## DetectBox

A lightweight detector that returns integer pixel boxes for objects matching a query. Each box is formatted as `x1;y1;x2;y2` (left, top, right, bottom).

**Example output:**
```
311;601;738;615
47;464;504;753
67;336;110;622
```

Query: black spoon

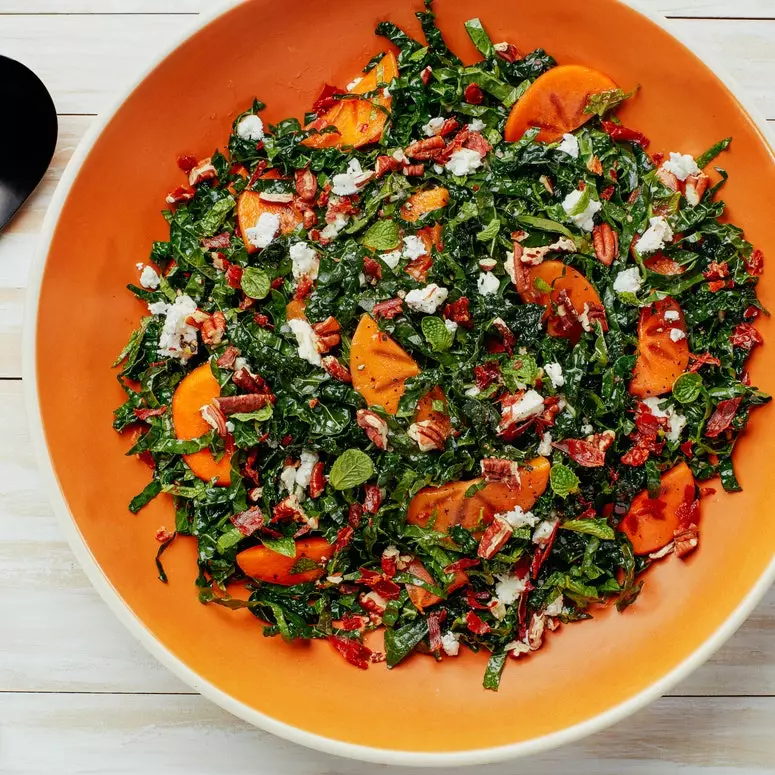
0;56;58;232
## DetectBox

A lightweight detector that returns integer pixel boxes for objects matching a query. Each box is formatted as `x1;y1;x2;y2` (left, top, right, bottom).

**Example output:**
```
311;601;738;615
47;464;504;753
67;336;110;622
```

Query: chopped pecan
201;232;230;250
375;154;402;178
402;163;425;177
592;223;619;266
302;209;317;229
674;524;699;558
656;165;679;192
322;356;352;383
477;517;513;560
372;298;404;319
359;590;387;615
216;346;240;370
552;430;615;467
527;612;545;651
407;420;447;452
363;256;383;281
684;172;710;207
188;157;217;186
214;393;273;415
200;402;229;438
312;316;341;353
134;406;167;421
420;65;433;85
363;484;382;515
294;167;318;202
491;317;516;353
165;185;195;205
494;41;521;62
230;506;265;537
258;191;294;205
356;409;389;450
308;461;326;499
405;136;446;160
201;310;226;346
481;457;521;488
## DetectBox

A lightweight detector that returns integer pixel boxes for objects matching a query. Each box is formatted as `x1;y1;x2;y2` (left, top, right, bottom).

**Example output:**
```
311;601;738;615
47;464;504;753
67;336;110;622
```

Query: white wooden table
2;2;775;772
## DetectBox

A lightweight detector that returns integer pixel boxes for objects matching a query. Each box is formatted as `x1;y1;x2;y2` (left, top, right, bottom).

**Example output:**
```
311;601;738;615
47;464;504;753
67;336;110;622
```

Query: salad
114;2;768;690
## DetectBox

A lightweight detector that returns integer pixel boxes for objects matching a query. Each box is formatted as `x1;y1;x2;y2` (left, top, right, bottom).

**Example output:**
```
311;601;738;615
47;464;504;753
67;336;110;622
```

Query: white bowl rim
22;0;775;767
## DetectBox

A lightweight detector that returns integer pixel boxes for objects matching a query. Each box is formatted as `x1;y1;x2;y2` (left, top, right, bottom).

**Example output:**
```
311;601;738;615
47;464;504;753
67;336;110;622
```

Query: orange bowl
23;0;775;765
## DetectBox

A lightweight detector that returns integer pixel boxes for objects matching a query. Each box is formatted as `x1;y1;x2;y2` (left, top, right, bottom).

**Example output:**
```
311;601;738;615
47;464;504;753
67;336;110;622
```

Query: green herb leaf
561;518;615;541
217;527;244;553
129;479;161;513
229;406;274;422
696;137;732;169
672;373;703;404
289;557;321;574
197;195;235;237
583;87;638;117
476;217;500;242
421;316;454;352
550;463;580;498
464;18;495;58
384;618;429;668
363;219;401;251
261;535;297;557
241;267;271;300
329;449;375;490
483;651;508;691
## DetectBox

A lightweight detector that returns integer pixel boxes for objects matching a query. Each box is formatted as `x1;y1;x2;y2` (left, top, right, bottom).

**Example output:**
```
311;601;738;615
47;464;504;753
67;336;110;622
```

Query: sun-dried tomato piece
312;83;346;114
133;406;167;421
363;256;383;280
465;610;490;635
334;526;354;553
621;402;667;467
465;587;491;610
372;298;404;320
308;461;326;499
225;264;243;289
705;397;742;438
688;352;721;372
473;361;500;390
463;82;484;105
428;611;443;652
530;522;558;579
294;274;314;301
177;153;198;173
405;253;433;282
329;634;371;669
730;323;763;351
444;558;480;574
703;260;730;281
359;568;401;600
551;431;615;468
363;484;382;515
230;506;265;537
465;131;491;158
746;248;765;276
601;120;650;148
443;296;473;328
165;185;195;205
348;503;364;529
253;312;271;328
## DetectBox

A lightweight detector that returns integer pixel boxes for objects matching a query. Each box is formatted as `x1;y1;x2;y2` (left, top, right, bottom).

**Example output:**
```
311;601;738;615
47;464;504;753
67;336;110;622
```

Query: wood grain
1;693;774;773
3;0;775;18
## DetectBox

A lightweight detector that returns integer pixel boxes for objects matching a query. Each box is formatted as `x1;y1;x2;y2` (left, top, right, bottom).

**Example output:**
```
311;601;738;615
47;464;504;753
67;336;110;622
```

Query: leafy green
421;316;454;352
672;373;703;404
550;464;580;498
241;267;271;299
363;220;401;251
384;618;429;668
329;449;375;490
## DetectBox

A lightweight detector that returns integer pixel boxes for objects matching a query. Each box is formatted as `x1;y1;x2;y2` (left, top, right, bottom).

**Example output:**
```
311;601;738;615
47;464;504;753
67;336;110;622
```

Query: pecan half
402;164;425;177
656;165;679;192
188;157;217;187
407;420;447;451
201;310;226;346
356;409;389;450
200;403;228;438
592;223;619;266
165;185;195;205
216;345;240;370
405;136;446;160
674;524;699;558
321;356;352;383
372;298;404;320
493;41;521;62
312;316;341;353
308;461;326;499
214;394;273;415
481;457;521;488
294;167;318;202
477;516;513;560
685;172;710;207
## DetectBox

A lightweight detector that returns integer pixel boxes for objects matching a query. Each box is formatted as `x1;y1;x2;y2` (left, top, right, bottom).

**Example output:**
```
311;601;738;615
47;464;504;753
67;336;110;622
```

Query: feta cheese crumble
635;215;674;255
139;265;160;289
669;328;686;342
440;631;460;656
557;133;580;159
544;594;565;617
287;318;322;366
532;519;557;546
404;284;448;314
346;76;363;91
245;211;280;249
280;465;298;493
664;309;680;322
380;250;402;270
544;362;564;388
402;235;428;260
467;118;486;132
422;116;445;136
499;505;539;530
320;214;348;241
503;390;545;423
662;152;700;182
445;148;483;176
537;431;553;457
561;189;601;232
643;397;687;442
477;271;500;296
236;114;265;142
289;242;319;280
295;449;319;489
157;294;199;362
331;158;365;196
494;572;528;607
613;267;643;294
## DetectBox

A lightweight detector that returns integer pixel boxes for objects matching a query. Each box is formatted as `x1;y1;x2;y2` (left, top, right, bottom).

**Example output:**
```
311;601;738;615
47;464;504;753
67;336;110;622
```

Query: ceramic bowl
24;0;775;765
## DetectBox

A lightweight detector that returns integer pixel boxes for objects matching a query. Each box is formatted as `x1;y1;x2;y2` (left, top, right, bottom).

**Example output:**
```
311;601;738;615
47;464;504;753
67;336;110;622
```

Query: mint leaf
421;316;453;352
503;354;538;388
241;267;271;299
329;449;374;490
464;18;495;58
229;406;274;422
362;220;400;251
550;463;580;498
217;527;244;553
672;373;703;404
289;556;321;574
476;217;500;243
261;535;297;557
560;518;615;541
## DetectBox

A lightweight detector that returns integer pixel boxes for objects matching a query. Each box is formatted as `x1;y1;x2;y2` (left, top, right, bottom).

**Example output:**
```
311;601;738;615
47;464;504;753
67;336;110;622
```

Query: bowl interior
32;0;775;759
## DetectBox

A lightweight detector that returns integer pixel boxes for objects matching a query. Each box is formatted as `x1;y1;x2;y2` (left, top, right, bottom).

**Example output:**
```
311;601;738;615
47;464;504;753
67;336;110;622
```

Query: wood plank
0;378;773;696
0;15;774;116
3;1;774;19
1;693;774;773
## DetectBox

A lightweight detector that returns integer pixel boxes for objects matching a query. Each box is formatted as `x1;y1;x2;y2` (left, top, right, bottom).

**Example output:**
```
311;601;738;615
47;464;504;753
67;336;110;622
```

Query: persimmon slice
236;190;301;254
630;297;689;398
405;558;467;613
400;187;450;223
350;314;420;414
619;461;696;554
504;64;618;143
407;456;551;534
519;260;605;339
303;52;398;149
171;363;232;485
237;537;333;585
